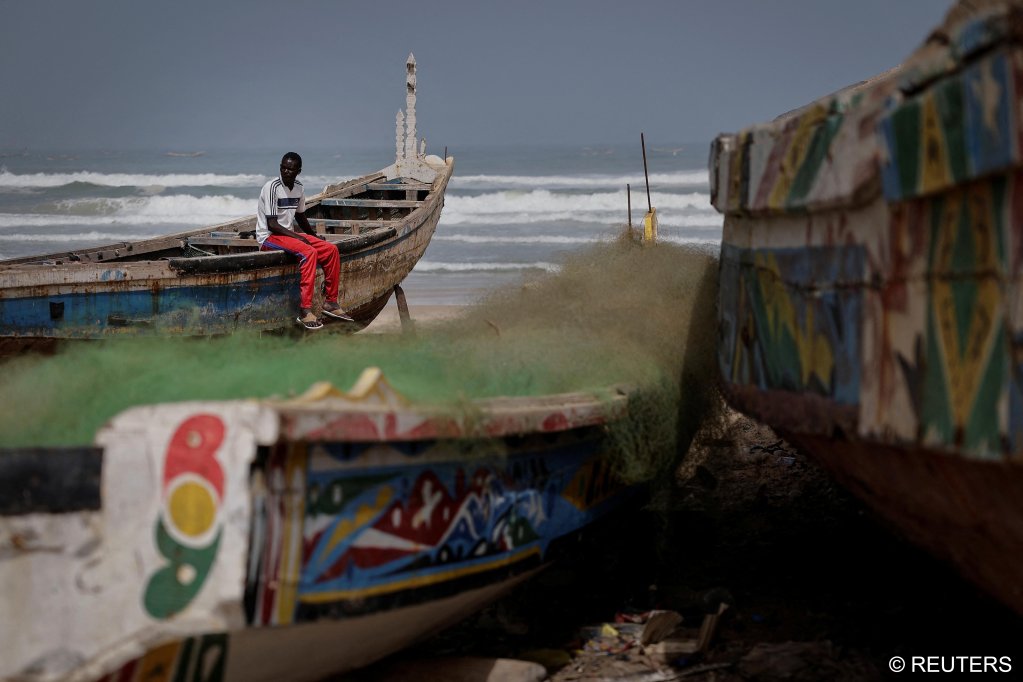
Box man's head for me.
[280,152,302,189]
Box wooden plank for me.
[186,237,259,248]
[365,182,432,191]
[168,250,290,274]
[316,172,387,200]
[0,448,102,515]
[308,219,397,228]
[318,199,423,208]
[330,228,398,254]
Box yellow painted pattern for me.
[132,640,182,681]
[562,458,617,511]
[168,482,216,538]
[931,186,1002,426]
[755,253,835,388]
[275,445,308,626]
[298,546,542,604]
[767,104,827,209]
[320,485,395,560]
[920,94,952,194]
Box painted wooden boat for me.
[0,54,450,340]
[0,369,635,682]
[710,0,1023,613]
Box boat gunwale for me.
[272,383,631,442]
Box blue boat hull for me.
[0,270,297,338]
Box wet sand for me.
[361,302,467,334]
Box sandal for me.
[297,312,323,330]
[321,302,355,322]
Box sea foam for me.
[0,169,265,189]
[452,170,708,190]
[0,194,253,227]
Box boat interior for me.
[2,173,435,267]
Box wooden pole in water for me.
[641,133,652,213]
[640,133,657,243]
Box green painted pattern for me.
[892,99,922,195]
[787,112,844,207]
[144,521,223,619]
[935,78,968,183]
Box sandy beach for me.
[361,302,468,334]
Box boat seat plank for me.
[318,199,423,208]
[168,250,289,274]
[186,237,259,248]
[364,182,432,191]
[331,228,398,253]
[308,219,398,228]
[317,173,386,199]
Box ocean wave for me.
[435,234,602,245]
[0,194,253,227]
[444,189,712,223]
[413,261,561,273]
[659,234,722,246]
[452,170,708,190]
[0,169,266,189]
[439,211,721,228]
[433,222,721,245]
[0,231,155,242]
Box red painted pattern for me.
[162,414,225,498]
[311,468,498,583]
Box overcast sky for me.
[0,0,953,151]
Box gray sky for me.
[0,0,953,151]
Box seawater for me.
[0,143,721,304]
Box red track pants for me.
[262,234,340,310]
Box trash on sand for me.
[639,610,684,646]
[643,601,730,664]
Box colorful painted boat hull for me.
[710,0,1023,613]
[0,372,634,681]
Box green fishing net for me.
[0,238,721,484]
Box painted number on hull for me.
[144,414,226,619]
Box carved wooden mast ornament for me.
[387,52,441,183]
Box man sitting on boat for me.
[257,152,354,330]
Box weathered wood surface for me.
[309,218,398,228]
[272,370,629,442]
[364,181,432,191]
[318,198,423,208]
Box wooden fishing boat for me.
[0,368,634,682]
[710,0,1023,613]
[0,54,450,340]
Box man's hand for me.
[268,216,312,245]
